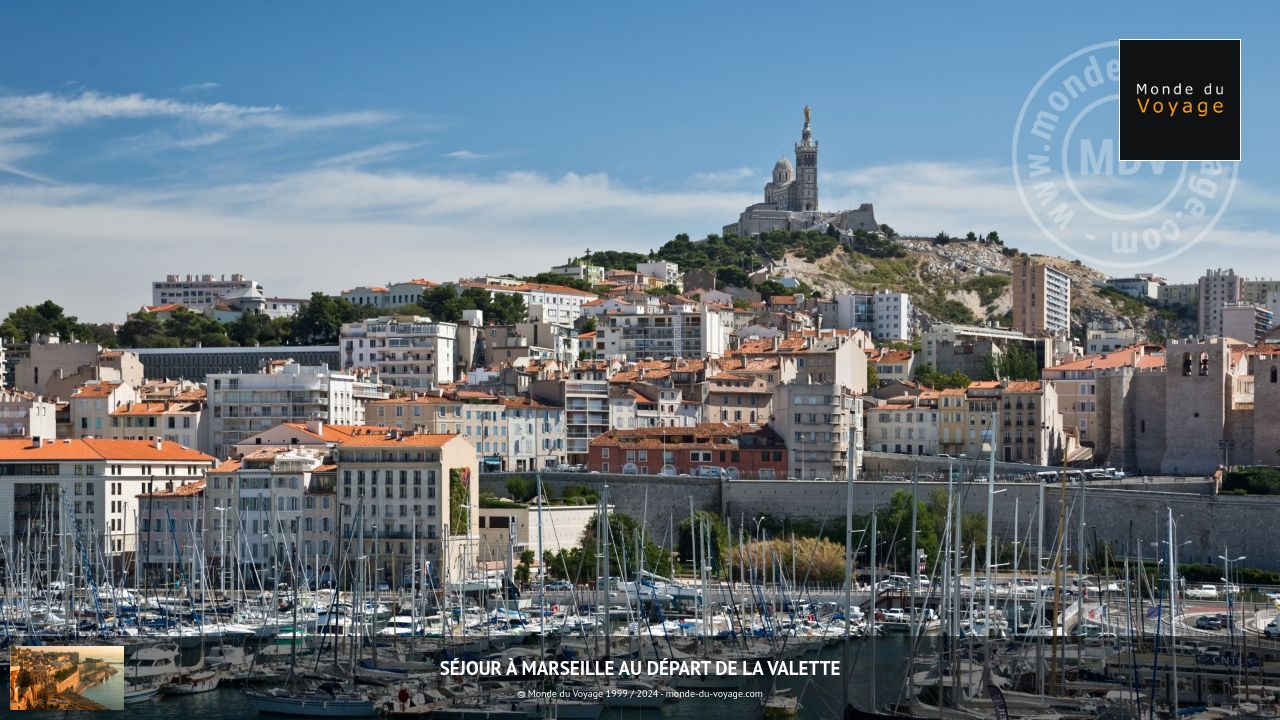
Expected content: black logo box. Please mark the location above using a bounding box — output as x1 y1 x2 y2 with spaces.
1119 39 1240 162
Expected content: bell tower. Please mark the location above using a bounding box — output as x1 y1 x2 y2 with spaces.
793 105 819 212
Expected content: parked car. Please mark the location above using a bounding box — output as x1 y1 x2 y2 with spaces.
1195 615 1223 630
1264 618 1279 639
544 580 573 591
881 608 907 622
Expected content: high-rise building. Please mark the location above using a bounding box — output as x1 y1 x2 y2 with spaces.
1012 257 1071 336
1197 268 1244 337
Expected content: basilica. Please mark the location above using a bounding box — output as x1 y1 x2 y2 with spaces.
723 106 880 238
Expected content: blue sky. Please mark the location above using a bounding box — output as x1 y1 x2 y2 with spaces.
1 2 1277 321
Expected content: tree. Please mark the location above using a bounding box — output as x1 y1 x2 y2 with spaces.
981 344 1040 381
419 285 465 323
913 363 972 390
875 490 941 573
542 511 671 583
291 292 349 344
965 231 978 243
0 300 96 343
505 476 536 502
755 279 791 299
985 231 1001 245
579 317 597 334
163 307 229 346
117 312 166 347
867 363 880 389
879 223 897 239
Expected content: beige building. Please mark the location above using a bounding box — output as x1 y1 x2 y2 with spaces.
1198 268 1244 337
769 379 862 480
16 341 143 401
1012 257 1071 336
334 431 478 589
997 380 1064 465
1042 344 1164 457
703 372 773 424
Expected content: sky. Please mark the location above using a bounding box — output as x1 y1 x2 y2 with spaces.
0 2 1277 323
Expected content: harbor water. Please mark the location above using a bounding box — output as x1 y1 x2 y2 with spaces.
80 660 127 710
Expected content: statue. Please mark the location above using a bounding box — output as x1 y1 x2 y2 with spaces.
804 105 811 125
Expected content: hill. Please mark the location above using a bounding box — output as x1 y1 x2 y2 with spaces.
616 229 1196 344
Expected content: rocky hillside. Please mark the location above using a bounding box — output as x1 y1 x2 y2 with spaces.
770 235 1194 342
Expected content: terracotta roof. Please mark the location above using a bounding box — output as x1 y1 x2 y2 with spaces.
111 401 200 416
967 381 1001 389
209 458 243 473
313 463 338 473
280 423 397 443
139 479 206 498
0 438 213 462
875 350 913 364
142 303 183 313
1004 380 1043 393
72 382 122 399
590 423 781 450
770 295 799 305
337 432 458 448
1044 344 1165 373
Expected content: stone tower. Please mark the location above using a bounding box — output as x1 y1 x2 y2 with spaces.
792 105 819 212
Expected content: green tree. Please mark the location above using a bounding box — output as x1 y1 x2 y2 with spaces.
505 476 536 502
875 490 941 572
291 292 349 344
980 344 1040 381
448 468 472 535
867 363 880 389
117 312 166 347
0 300 97 343
163 307 229 346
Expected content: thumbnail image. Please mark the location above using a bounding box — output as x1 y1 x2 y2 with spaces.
9 645 125 711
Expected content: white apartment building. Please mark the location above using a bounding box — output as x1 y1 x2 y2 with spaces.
0 437 215 571
208 362 362 458
152 274 259 311
339 279 438 309
871 290 913 341
635 261 681 287
595 303 730 361
1086 322 1138 355
340 316 457 389
0 389 56 439
530 365 611 464
476 502 605 569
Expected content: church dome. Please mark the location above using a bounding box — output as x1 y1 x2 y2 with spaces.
773 156 794 182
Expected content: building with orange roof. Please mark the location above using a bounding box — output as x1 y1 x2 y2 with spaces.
866 393 940 456
366 390 567 471
1041 343 1164 461
0 437 214 571
333 430 478 588
202 446 335 590
704 372 773 424
135 478 206 578
770 379 862 480
870 349 915 385
997 380 1064 465
587 423 786 478
731 330 868 394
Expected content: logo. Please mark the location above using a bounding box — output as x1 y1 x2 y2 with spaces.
1012 41 1237 269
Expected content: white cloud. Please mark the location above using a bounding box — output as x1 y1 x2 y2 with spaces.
0 90 393 133
179 82 221 92
688 167 758 190
319 142 423 168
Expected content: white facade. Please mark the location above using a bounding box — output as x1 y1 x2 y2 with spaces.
867 400 939 456
635 261 680 284
1085 323 1138 355
0 389 56 439
208 363 361 458
1198 268 1244 337
871 290 913 341
596 303 730 361
0 437 214 564
340 316 457 389
153 274 258 311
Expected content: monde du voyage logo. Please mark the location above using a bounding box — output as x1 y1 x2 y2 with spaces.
1013 40 1240 269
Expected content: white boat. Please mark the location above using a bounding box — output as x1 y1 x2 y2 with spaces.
245 686 379 717
126 642 180 681
763 688 801 717
124 683 160 703
162 669 222 695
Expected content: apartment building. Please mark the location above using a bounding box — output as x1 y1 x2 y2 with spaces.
0 389 56 439
770 380 862 481
208 362 364 458
733 331 870 394
703 372 773 424
0 437 214 573
997 380 1063 465
16 342 144 401
1012 257 1071 336
595 302 730 361
334 431 478 589
340 315 457 389
1041 344 1164 452
1221 302 1273 343
135 479 206 583
339 279 438 309
1198 268 1244 337
530 364 611 465
867 393 939 456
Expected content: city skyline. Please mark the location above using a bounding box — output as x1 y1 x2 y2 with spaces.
1 2 1277 321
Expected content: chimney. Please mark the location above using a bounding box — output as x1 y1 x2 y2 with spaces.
32 436 44 448
772 336 780 352
153 437 163 451
307 419 325 436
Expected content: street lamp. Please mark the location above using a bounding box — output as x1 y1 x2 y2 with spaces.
1217 552 1246 647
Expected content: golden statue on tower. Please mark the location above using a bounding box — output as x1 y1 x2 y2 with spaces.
804 105 811 125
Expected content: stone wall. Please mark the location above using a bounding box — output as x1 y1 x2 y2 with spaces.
481 471 1273 568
